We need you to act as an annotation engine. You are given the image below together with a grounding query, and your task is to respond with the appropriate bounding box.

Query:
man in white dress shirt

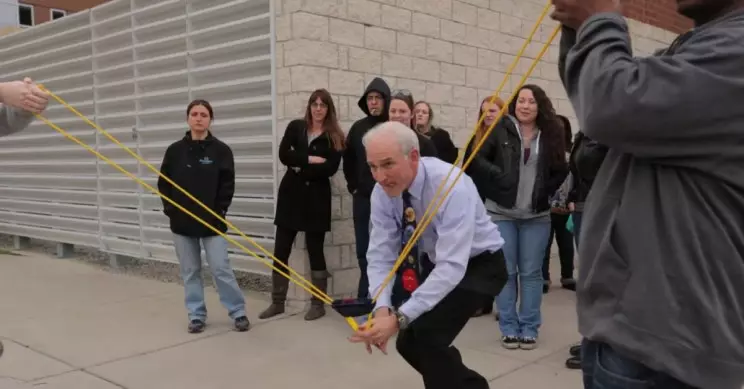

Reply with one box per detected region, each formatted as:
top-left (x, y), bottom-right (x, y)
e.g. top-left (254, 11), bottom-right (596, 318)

top-left (349, 121), bottom-right (508, 389)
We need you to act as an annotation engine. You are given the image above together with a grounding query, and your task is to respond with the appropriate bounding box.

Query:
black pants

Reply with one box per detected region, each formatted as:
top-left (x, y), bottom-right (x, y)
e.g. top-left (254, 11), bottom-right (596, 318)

top-left (543, 212), bottom-right (574, 281)
top-left (352, 194), bottom-right (371, 298)
top-left (272, 225), bottom-right (327, 272)
top-left (396, 287), bottom-right (490, 389)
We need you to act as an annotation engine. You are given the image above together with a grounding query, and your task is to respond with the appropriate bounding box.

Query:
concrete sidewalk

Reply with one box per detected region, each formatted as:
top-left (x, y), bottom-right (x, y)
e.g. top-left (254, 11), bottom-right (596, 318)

top-left (0, 250), bottom-right (582, 389)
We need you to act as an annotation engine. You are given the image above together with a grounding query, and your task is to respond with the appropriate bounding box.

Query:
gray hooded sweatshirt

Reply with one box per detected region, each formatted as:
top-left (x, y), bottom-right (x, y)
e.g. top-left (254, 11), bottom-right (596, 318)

top-left (560, 10), bottom-right (744, 389)
top-left (0, 104), bottom-right (33, 137)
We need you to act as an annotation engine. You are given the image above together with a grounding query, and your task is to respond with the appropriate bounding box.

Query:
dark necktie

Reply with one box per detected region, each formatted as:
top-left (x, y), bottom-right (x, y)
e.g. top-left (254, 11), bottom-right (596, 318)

top-left (393, 190), bottom-right (424, 307)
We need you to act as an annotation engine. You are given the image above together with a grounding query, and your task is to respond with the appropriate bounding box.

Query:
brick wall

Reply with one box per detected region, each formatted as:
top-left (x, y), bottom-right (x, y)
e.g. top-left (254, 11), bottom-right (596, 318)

top-left (622, 0), bottom-right (693, 33)
top-left (20, 0), bottom-right (109, 25)
top-left (272, 0), bottom-right (681, 301)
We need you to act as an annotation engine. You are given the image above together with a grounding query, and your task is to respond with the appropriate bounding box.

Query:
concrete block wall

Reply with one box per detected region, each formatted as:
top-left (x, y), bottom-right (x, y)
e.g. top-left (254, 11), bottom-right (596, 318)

top-left (272, 0), bottom-right (680, 302)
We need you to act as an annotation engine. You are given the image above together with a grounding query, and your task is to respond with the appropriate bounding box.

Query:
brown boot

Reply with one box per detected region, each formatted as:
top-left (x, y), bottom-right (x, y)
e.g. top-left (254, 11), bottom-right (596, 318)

top-left (304, 270), bottom-right (329, 321)
top-left (259, 272), bottom-right (289, 319)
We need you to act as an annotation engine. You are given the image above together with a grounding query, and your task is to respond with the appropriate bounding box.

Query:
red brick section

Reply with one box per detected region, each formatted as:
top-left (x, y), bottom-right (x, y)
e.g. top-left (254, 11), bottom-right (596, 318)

top-left (20, 0), bottom-right (110, 25)
top-left (622, 0), bottom-right (694, 33)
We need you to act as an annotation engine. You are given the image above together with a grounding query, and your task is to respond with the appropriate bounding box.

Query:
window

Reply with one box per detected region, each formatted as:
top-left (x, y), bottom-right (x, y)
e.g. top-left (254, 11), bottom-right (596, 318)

top-left (51, 9), bottom-right (67, 20)
top-left (18, 4), bottom-right (33, 27)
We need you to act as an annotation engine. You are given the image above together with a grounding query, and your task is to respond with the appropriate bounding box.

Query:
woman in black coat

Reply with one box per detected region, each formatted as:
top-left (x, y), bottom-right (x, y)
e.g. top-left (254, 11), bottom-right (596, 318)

top-left (258, 89), bottom-right (344, 322)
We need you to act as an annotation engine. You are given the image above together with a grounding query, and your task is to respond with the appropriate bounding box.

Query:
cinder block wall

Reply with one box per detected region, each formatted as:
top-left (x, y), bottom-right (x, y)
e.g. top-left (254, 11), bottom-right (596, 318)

top-left (272, 0), bottom-right (683, 301)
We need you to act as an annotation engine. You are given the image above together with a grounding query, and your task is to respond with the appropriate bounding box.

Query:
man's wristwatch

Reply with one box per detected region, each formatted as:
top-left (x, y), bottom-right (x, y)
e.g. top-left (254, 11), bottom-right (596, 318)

top-left (394, 309), bottom-right (410, 330)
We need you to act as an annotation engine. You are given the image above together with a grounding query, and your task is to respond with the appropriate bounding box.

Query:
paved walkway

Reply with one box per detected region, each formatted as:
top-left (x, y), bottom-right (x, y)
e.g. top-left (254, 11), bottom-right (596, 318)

top-left (0, 250), bottom-right (582, 388)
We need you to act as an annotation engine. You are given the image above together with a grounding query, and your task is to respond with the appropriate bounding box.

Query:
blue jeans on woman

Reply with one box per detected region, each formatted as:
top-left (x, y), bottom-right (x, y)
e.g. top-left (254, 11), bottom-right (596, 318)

top-left (494, 218), bottom-right (551, 339)
top-left (172, 234), bottom-right (246, 322)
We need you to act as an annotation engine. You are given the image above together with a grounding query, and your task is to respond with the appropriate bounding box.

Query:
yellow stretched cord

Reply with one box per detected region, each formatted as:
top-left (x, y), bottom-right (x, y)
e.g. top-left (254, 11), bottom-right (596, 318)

top-left (36, 86), bottom-right (330, 305)
top-left (389, 2), bottom-right (555, 278)
top-left (367, 4), bottom-right (560, 316)
top-left (32, 111), bottom-right (362, 331)
top-left (33, 0), bottom-right (558, 335)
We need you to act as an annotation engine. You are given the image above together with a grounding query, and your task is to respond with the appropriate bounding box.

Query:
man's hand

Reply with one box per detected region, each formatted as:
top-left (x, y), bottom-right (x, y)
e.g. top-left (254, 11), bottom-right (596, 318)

top-left (568, 202), bottom-right (575, 212)
top-left (309, 156), bottom-right (326, 164)
top-left (348, 307), bottom-right (398, 355)
top-left (0, 78), bottom-right (49, 114)
top-left (550, 0), bottom-right (621, 30)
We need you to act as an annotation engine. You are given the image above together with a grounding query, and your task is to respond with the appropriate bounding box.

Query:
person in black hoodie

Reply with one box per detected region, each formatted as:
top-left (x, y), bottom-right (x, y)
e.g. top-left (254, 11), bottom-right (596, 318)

top-left (258, 88), bottom-right (344, 322)
top-left (157, 99), bottom-right (249, 334)
top-left (343, 77), bottom-right (391, 300)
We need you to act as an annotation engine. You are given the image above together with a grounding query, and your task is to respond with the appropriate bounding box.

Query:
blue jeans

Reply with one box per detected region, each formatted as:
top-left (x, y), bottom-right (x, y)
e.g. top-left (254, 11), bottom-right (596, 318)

top-left (173, 234), bottom-right (246, 321)
top-left (581, 339), bottom-right (696, 389)
top-left (494, 218), bottom-right (551, 338)
top-left (573, 211), bottom-right (583, 247)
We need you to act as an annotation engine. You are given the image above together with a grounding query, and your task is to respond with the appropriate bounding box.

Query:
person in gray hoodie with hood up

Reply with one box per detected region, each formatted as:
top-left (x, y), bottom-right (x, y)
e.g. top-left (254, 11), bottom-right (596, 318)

top-left (0, 77), bottom-right (49, 136)
top-left (552, 0), bottom-right (744, 388)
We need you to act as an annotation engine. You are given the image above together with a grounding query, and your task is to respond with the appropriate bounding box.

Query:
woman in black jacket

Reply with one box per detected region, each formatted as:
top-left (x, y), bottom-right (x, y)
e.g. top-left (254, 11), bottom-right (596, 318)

top-left (258, 89), bottom-right (344, 321)
top-left (158, 99), bottom-right (249, 334)
top-left (469, 84), bottom-right (568, 350)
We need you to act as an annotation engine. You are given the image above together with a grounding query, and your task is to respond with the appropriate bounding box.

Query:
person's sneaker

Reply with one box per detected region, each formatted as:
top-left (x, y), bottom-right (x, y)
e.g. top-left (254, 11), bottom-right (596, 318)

top-left (188, 319), bottom-right (205, 334)
top-left (234, 316), bottom-right (250, 332)
top-left (501, 336), bottom-right (520, 350)
top-left (519, 336), bottom-right (538, 350)
top-left (569, 344), bottom-right (581, 356)
top-left (565, 355), bottom-right (581, 369)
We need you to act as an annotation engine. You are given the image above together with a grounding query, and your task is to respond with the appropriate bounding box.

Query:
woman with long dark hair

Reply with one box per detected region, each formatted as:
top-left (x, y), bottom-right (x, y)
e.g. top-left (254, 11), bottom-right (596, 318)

top-left (158, 99), bottom-right (249, 334)
top-left (470, 84), bottom-right (568, 350)
top-left (258, 89), bottom-right (344, 321)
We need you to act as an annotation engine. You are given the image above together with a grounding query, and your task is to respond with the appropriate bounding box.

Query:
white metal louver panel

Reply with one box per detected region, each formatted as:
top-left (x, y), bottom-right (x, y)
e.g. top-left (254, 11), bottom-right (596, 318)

top-left (0, 0), bottom-right (276, 273)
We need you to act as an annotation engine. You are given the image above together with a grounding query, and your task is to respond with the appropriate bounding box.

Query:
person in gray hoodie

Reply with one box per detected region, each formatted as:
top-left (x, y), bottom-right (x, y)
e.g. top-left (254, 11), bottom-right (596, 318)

top-left (0, 77), bottom-right (49, 136)
top-left (552, 0), bottom-right (744, 388)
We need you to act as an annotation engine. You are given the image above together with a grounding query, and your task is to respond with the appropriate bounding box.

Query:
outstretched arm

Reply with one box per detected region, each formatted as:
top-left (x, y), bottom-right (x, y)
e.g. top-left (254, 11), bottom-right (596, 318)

top-left (562, 13), bottom-right (744, 162)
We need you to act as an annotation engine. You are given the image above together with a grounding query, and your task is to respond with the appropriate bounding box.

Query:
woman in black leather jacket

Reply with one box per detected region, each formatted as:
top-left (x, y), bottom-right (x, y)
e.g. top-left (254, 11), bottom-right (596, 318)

top-left (469, 84), bottom-right (568, 350)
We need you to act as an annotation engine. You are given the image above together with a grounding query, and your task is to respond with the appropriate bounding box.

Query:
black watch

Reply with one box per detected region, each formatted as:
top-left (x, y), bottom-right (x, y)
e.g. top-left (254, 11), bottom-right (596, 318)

top-left (394, 310), bottom-right (410, 330)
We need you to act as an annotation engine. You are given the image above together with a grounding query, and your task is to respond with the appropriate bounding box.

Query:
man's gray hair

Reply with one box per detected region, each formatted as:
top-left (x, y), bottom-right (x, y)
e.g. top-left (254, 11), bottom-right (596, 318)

top-left (362, 121), bottom-right (420, 156)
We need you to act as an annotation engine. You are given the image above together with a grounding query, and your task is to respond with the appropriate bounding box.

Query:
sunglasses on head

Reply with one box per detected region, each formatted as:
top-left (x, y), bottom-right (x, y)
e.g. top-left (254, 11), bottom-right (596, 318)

top-left (392, 89), bottom-right (413, 98)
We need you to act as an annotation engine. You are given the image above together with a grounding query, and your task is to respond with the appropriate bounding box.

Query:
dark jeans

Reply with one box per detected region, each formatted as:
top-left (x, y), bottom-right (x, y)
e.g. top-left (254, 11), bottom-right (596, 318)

top-left (352, 194), bottom-right (371, 299)
top-left (581, 339), bottom-right (697, 389)
top-left (273, 226), bottom-right (327, 272)
top-left (396, 287), bottom-right (490, 389)
top-left (573, 211), bottom-right (583, 247)
top-left (543, 212), bottom-right (575, 281)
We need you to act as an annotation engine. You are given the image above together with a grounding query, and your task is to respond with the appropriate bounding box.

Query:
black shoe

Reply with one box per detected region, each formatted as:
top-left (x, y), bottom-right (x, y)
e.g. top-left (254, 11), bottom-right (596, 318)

top-left (565, 355), bottom-right (581, 369)
top-left (234, 316), bottom-right (250, 332)
top-left (188, 319), bottom-right (206, 333)
top-left (561, 278), bottom-right (577, 291)
top-left (569, 344), bottom-right (581, 356)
